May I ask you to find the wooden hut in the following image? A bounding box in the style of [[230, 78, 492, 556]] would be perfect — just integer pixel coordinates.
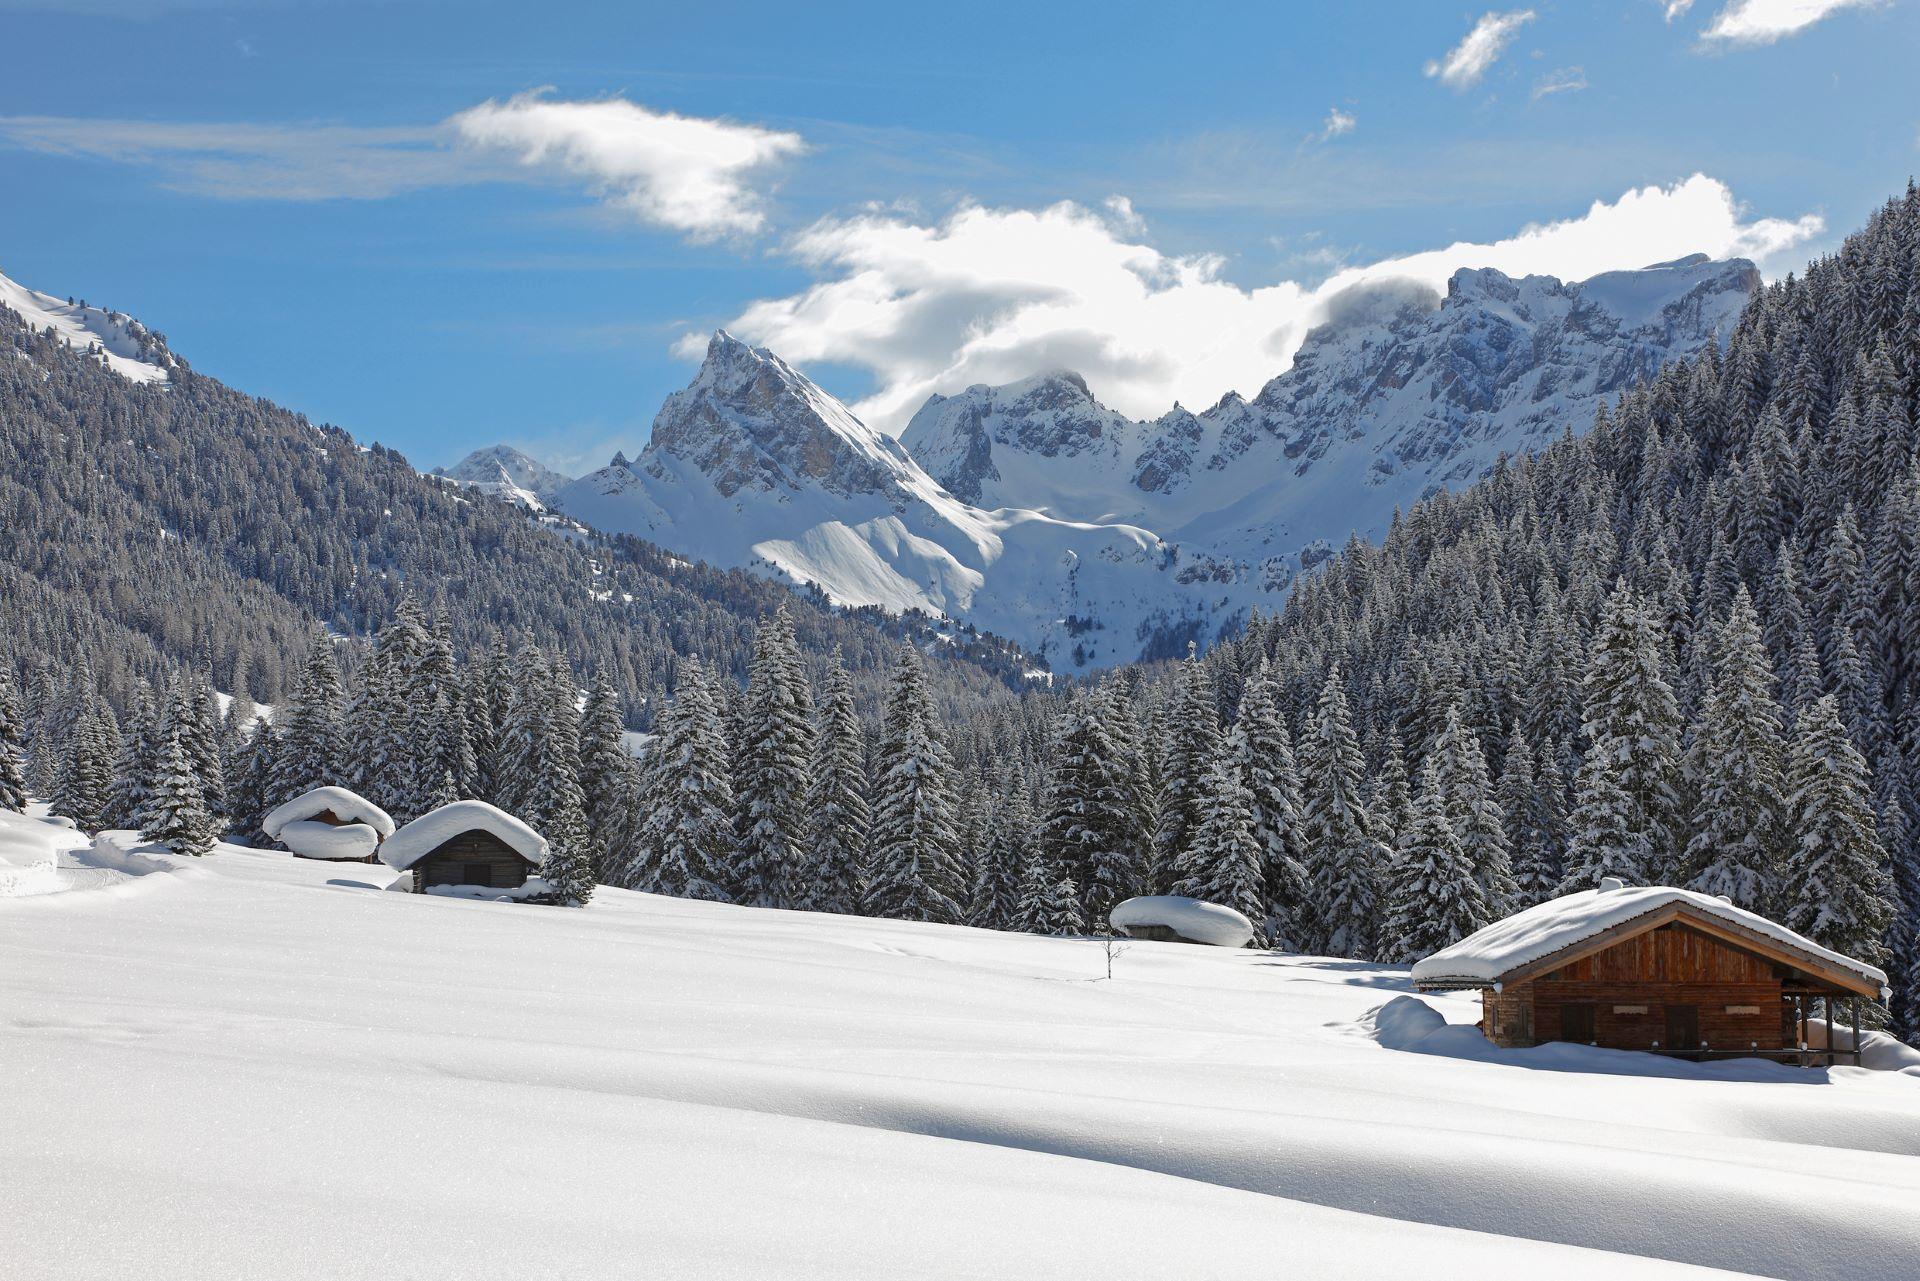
[[261, 786, 395, 863], [379, 800, 549, 895], [1411, 879, 1889, 1066]]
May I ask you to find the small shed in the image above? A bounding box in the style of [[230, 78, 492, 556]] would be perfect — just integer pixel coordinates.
[[1110, 896, 1255, 948], [262, 787, 396, 863], [1411, 879, 1890, 1066], [379, 800, 549, 895]]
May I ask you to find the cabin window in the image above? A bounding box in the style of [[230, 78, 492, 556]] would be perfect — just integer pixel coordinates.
[[462, 861, 492, 887], [1613, 1005, 1648, 1015], [1559, 1003, 1596, 1043]]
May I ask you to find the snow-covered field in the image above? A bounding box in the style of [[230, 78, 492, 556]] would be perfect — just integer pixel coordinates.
[[4, 808, 1919, 1280]]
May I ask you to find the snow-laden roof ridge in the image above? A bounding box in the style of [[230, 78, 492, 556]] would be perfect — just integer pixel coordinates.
[[263, 786, 396, 840], [1412, 883, 1889, 995], [379, 800, 549, 871]]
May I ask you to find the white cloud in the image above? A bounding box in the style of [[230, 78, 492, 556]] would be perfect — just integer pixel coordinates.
[[1425, 10, 1535, 89], [1663, 0, 1697, 20], [449, 92, 805, 241], [1314, 107, 1357, 142], [1531, 67, 1590, 101], [697, 175, 1822, 434], [1700, 0, 1878, 43]]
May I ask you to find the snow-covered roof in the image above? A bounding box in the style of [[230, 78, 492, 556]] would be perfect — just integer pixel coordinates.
[[1412, 882, 1889, 997], [262, 787, 396, 840], [1110, 895, 1254, 948], [379, 801, 549, 872]]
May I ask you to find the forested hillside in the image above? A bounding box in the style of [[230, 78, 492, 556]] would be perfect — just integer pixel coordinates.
[[0, 303, 1034, 721]]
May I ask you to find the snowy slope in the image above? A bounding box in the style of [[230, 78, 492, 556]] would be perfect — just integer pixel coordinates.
[[558, 332, 1210, 669], [4, 840, 1918, 1280], [430, 444, 572, 510], [0, 268, 175, 385]]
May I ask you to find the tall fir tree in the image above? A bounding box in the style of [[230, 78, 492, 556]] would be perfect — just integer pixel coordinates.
[[798, 653, 868, 915], [139, 704, 219, 857], [1238, 661, 1310, 948], [866, 648, 964, 924], [273, 630, 343, 802], [734, 606, 815, 909], [1433, 705, 1518, 916], [0, 667, 29, 813], [969, 772, 1029, 930], [1686, 588, 1790, 911], [1153, 653, 1221, 892], [1175, 725, 1267, 944], [1781, 695, 1897, 971], [1297, 668, 1388, 958], [1579, 582, 1687, 881], [1382, 758, 1489, 963], [620, 658, 732, 900]]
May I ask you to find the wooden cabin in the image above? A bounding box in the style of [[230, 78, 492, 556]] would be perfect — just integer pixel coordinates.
[[1412, 879, 1889, 1066], [379, 800, 550, 896], [261, 786, 396, 863]]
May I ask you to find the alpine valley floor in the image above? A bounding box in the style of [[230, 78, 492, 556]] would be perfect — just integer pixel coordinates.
[[4, 810, 1919, 1280]]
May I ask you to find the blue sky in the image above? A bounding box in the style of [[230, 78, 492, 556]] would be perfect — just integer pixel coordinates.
[[1, 0, 1914, 472]]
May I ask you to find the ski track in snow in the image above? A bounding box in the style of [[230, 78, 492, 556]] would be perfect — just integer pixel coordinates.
[[3, 818, 1918, 1279]]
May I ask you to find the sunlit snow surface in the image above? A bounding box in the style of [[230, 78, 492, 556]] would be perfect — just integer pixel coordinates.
[[0, 270, 173, 385], [3, 810, 1918, 1280]]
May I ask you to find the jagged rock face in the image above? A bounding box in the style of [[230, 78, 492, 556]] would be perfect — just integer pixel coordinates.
[[646, 331, 907, 500], [904, 371, 1136, 505]]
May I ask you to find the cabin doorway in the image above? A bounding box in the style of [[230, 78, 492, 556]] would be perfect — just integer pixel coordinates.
[[1665, 1004, 1699, 1058], [463, 862, 493, 887], [1559, 1003, 1595, 1044]]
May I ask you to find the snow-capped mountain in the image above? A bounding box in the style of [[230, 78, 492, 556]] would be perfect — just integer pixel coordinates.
[[557, 332, 1208, 669], [902, 255, 1758, 579], [0, 268, 175, 385], [534, 256, 1755, 671], [431, 445, 572, 510]]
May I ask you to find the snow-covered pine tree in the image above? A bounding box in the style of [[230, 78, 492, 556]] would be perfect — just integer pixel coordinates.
[[866, 647, 964, 924], [621, 658, 732, 900], [1578, 582, 1687, 881], [798, 652, 868, 915], [578, 671, 638, 883], [224, 717, 277, 844], [102, 680, 159, 830], [1175, 726, 1266, 944], [1297, 668, 1388, 958], [1041, 691, 1136, 927], [735, 605, 815, 910], [1498, 732, 1561, 905], [185, 674, 227, 819], [1686, 588, 1790, 912], [50, 691, 115, 833], [1562, 736, 1654, 892], [1382, 757, 1489, 963], [1239, 661, 1309, 948], [140, 699, 219, 856], [0, 667, 29, 813], [272, 631, 343, 803], [1014, 844, 1082, 936], [1153, 652, 1221, 892], [1781, 695, 1897, 971], [1434, 705, 1517, 917], [527, 652, 594, 907], [969, 772, 1028, 930]]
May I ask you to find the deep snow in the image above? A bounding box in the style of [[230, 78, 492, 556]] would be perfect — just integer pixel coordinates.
[[3, 812, 1918, 1280]]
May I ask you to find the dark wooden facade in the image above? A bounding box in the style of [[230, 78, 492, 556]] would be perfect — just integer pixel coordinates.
[[410, 828, 534, 893], [1440, 903, 1879, 1066]]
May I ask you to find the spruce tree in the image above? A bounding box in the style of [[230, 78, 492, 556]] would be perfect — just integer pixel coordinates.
[[969, 774, 1028, 930], [1579, 582, 1687, 881], [1382, 758, 1489, 963], [1175, 727, 1266, 943], [140, 716, 219, 856], [0, 668, 29, 813], [1498, 733, 1561, 904], [1153, 653, 1221, 891], [1297, 668, 1388, 958], [102, 680, 159, 830], [1561, 752, 1651, 891], [1434, 705, 1517, 916], [1042, 692, 1136, 927], [735, 606, 815, 909], [1238, 660, 1309, 947], [621, 658, 732, 900], [1782, 695, 1896, 967], [273, 631, 343, 802], [1686, 589, 1790, 911], [867, 648, 964, 923], [798, 653, 868, 915]]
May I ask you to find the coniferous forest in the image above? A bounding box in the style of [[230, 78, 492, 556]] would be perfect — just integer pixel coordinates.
[[6, 183, 1920, 1048]]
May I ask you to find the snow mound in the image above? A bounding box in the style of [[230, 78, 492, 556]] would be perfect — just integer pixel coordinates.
[[1362, 995, 1452, 1050], [0, 269, 174, 385], [1805, 1019, 1920, 1073], [276, 820, 381, 861], [263, 787, 396, 840], [379, 800, 548, 871], [1412, 883, 1889, 996], [1110, 895, 1254, 947]]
